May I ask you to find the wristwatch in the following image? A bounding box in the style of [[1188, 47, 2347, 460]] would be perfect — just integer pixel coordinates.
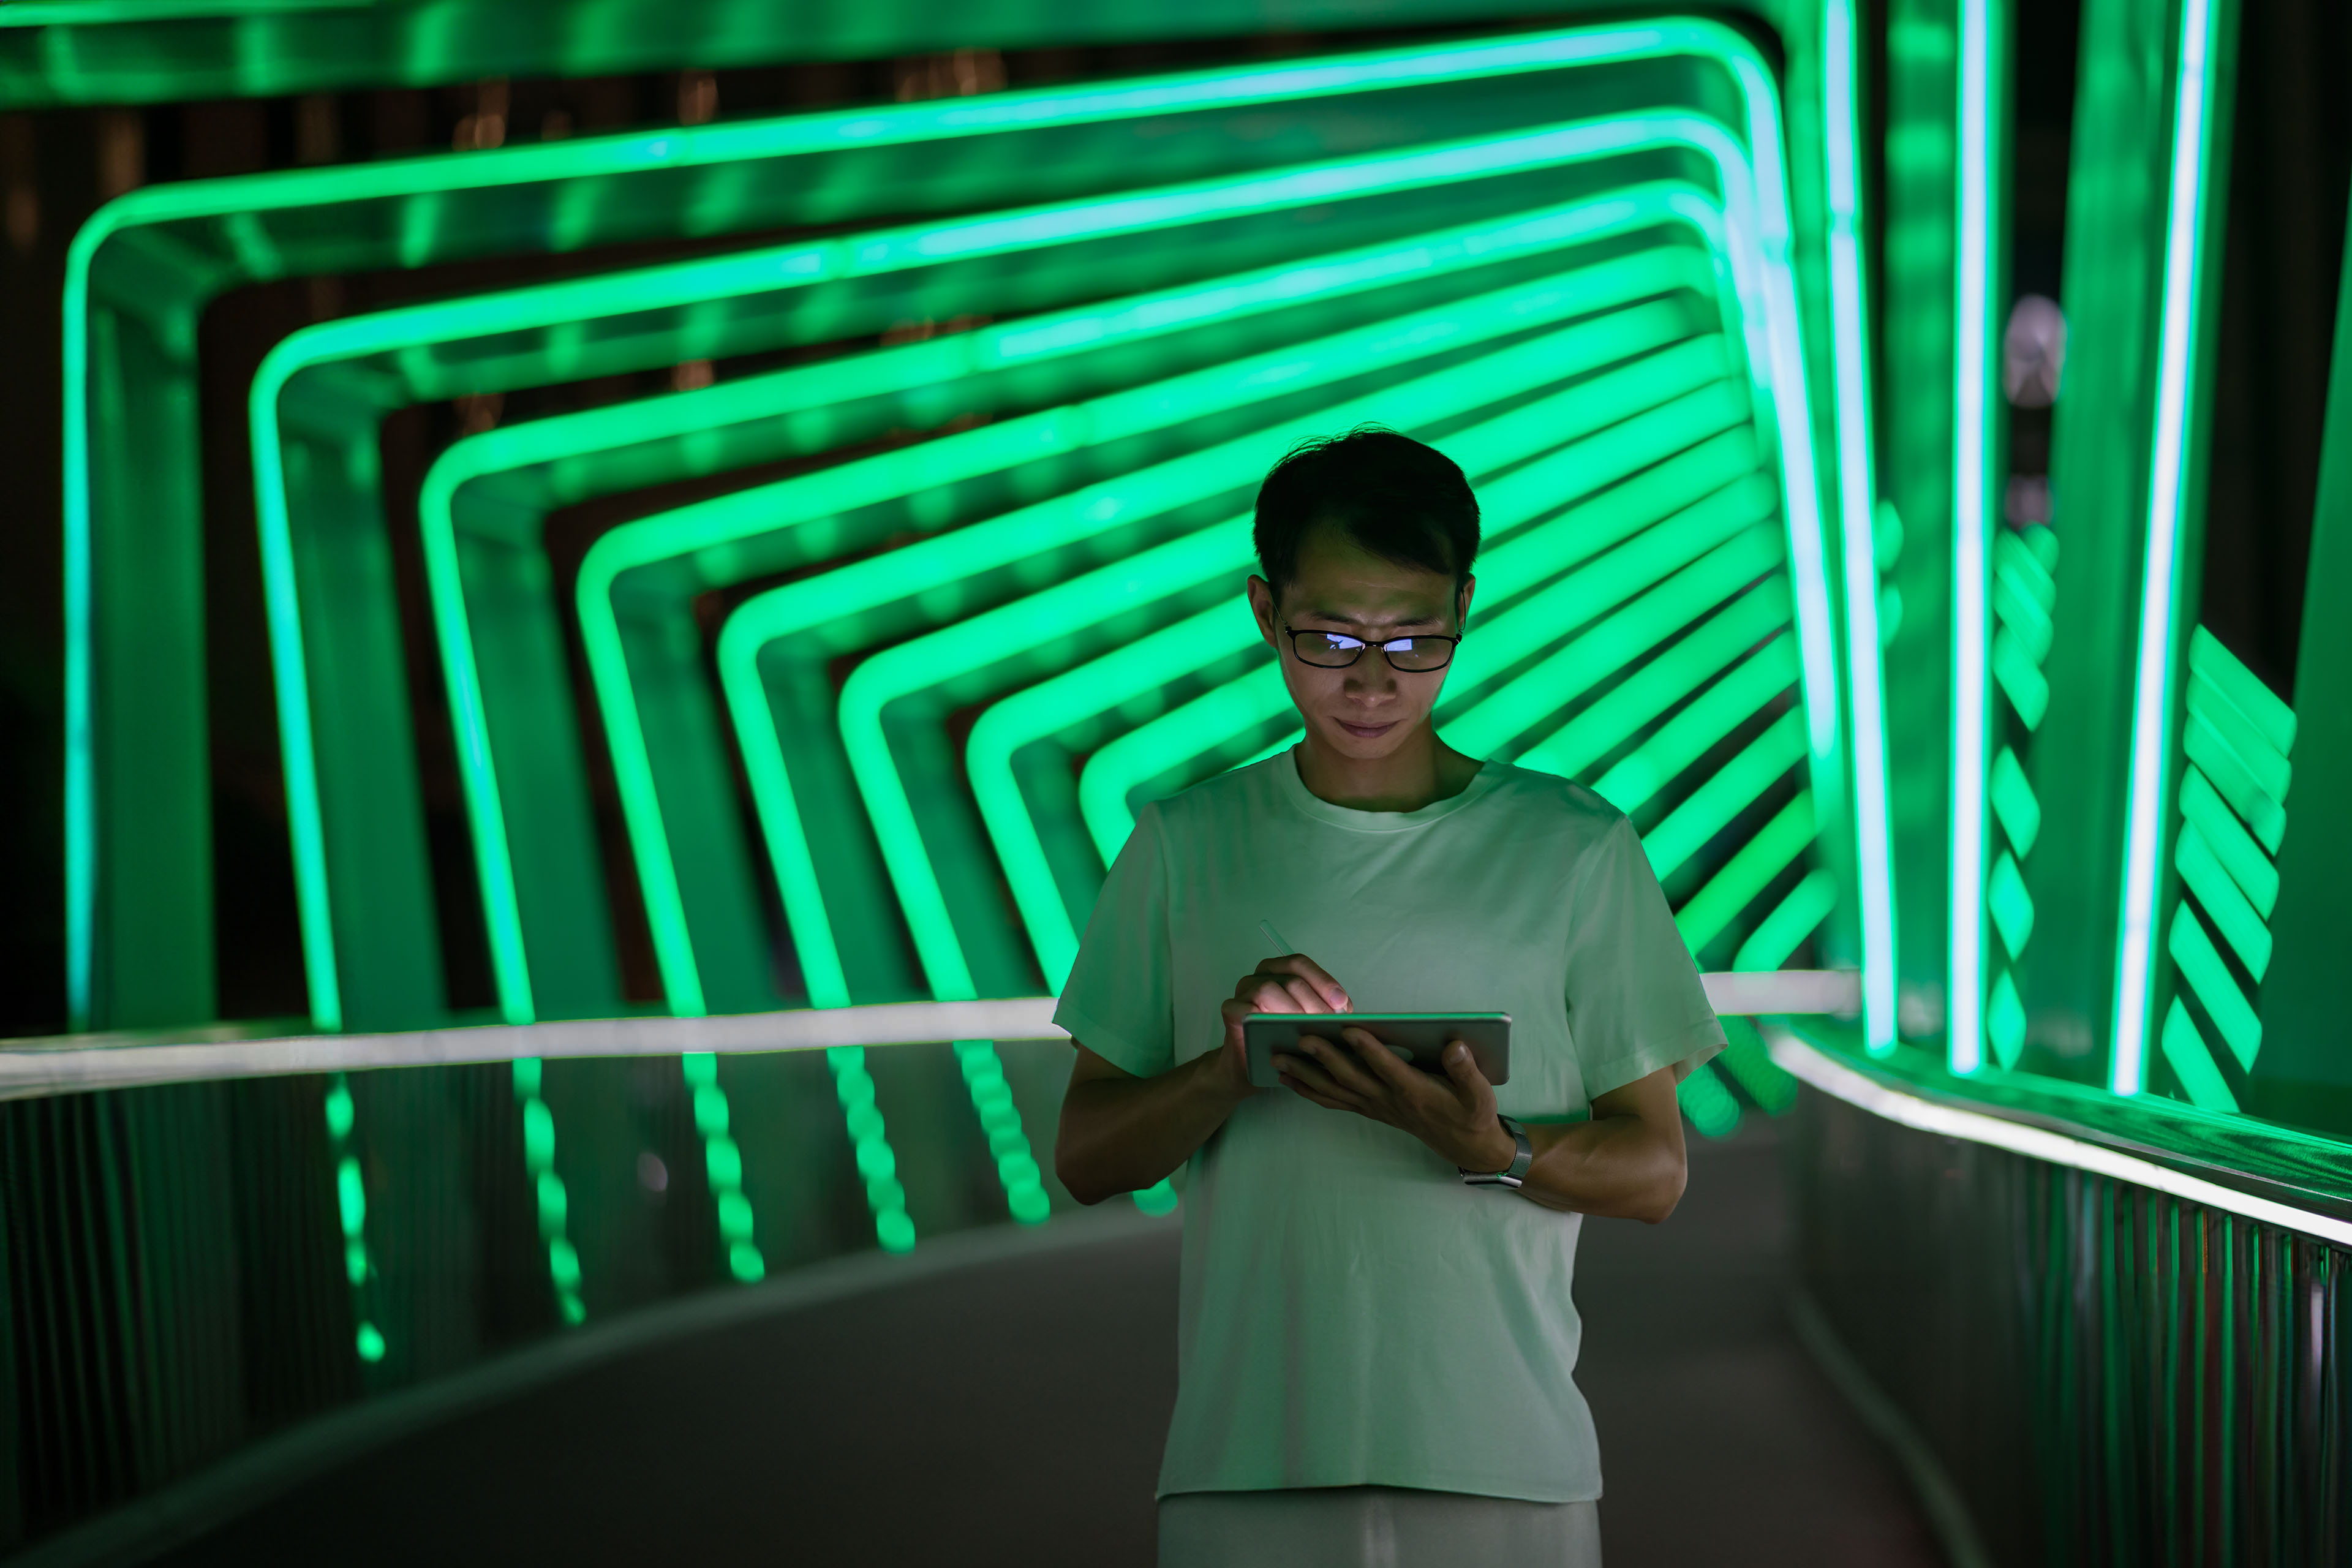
[[1459, 1115, 1533, 1189]]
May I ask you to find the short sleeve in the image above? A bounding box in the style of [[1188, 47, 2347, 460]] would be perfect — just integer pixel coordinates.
[[1052, 803, 1177, 1077], [1564, 815, 1727, 1099]]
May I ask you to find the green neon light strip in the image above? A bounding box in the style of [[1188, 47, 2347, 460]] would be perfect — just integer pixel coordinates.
[[322, 1073, 385, 1363], [1678, 1063, 1744, 1137], [1586, 633, 1801, 809], [1988, 747, 2041, 856], [426, 186, 1712, 1025], [1734, 867, 1839, 971], [2187, 625, 2296, 752], [1064, 160, 1844, 880], [252, 111, 1735, 1026], [2174, 821, 2269, 978], [1949, 0, 2004, 1075], [2183, 707, 2287, 852], [1070, 454, 1770, 863], [2112, 0, 2225, 1096], [827, 1046, 918, 1254], [63, 15, 1778, 1022], [2166, 904, 2259, 1072], [2177, 768, 2276, 914], [1452, 519, 1786, 763], [2159, 998, 2239, 1112], [1821, 0, 1898, 1052], [582, 232, 1716, 1016], [1639, 708, 1810, 881], [510, 1057, 585, 1324], [1773, 1030, 2352, 1247], [1515, 584, 1792, 783], [1675, 791, 1816, 954], [939, 341, 1742, 989], [680, 1051, 766, 1283], [712, 281, 1709, 1011]]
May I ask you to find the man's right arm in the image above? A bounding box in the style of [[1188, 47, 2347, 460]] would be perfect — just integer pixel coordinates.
[[1054, 954, 1350, 1205]]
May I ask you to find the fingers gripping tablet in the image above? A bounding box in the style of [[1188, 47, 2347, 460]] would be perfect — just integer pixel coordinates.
[[1243, 1014, 1511, 1089]]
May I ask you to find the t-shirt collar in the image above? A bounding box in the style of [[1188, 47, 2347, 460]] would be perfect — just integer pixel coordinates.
[[1273, 744, 1507, 833]]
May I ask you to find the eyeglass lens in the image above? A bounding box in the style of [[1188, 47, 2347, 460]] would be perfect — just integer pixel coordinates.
[[1290, 630, 1453, 671]]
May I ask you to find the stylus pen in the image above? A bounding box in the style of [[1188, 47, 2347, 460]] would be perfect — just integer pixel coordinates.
[[1257, 919, 1292, 955]]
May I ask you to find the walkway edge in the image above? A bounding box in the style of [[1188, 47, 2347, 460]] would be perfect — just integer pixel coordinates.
[[7, 1205, 1178, 1568], [1785, 1287, 1993, 1568]]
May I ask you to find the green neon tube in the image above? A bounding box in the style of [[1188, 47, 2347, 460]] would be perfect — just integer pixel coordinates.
[[423, 184, 1719, 1022], [844, 519, 1254, 997], [1589, 633, 1802, 813], [1823, 0, 1899, 1053], [891, 333, 1742, 995], [1949, 0, 2006, 1075], [1517, 583, 1791, 782], [1733, 867, 1840, 971], [1077, 464, 1776, 864], [719, 298, 1702, 1009], [695, 281, 1707, 1011], [1988, 746, 2041, 856], [573, 246, 1714, 1013], [971, 364, 1755, 985], [249, 109, 1738, 1024], [2112, 0, 2232, 1095], [2176, 768, 2275, 916], [1442, 491, 1782, 758], [1638, 707, 1811, 882], [2173, 823, 2269, 979], [2159, 999, 2239, 1112], [64, 15, 1782, 1023], [1065, 124, 1845, 883], [1675, 790, 1816, 954], [2165, 903, 2259, 1072]]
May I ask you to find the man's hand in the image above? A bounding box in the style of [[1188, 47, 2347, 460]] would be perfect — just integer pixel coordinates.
[[1213, 952, 1351, 1096], [1055, 952, 1351, 1205], [1274, 1027, 1515, 1175]]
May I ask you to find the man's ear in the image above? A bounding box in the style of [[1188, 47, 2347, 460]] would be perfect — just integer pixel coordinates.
[[1457, 575, 1477, 633], [1247, 575, 1280, 645]]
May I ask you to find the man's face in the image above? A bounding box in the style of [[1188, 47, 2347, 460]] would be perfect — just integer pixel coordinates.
[[1247, 524, 1474, 764]]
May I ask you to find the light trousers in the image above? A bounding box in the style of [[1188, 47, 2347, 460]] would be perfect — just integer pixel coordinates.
[[1158, 1485, 1602, 1568]]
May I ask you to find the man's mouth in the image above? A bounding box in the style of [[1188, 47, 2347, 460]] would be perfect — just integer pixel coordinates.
[[1335, 717, 1398, 739]]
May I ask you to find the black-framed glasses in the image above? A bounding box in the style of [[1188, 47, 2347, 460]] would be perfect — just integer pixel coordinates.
[[1283, 624, 1461, 673]]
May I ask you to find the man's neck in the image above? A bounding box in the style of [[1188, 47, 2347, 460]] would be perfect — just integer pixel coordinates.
[[1293, 723, 1482, 813]]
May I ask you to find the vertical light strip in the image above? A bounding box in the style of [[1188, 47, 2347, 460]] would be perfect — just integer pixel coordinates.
[[511, 1057, 586, 1323], [322, 1073, 386, 1363], [1823, 0, 1899, 1054], [1948, 0, 2002, 1074], [2113, 0, 2223, 1096]]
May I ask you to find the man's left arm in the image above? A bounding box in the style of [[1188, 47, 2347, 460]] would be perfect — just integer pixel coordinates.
[[1273, 1033, 1686, 1223]]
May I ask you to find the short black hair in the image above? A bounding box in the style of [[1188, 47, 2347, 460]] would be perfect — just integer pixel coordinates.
[[1252, 424, 1479, 602]]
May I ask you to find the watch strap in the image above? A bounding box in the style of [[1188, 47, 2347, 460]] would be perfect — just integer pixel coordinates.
[[1460, 1115, 1533, 1188]]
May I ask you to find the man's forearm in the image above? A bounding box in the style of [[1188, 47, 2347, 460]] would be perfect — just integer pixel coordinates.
[[1513, 1114, 1686, 1223], [1055, 1051, 1246, 1205]]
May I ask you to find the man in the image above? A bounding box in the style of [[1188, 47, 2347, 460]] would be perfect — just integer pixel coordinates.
[[1053, 424, 1725, 1566]]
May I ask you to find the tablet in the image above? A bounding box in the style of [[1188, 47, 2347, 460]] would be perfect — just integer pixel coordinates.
[[1243, 1012, 1511, 1090]]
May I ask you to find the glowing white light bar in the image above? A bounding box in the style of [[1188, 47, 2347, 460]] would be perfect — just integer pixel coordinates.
[[2112, 0, 2222, 1097], [1768, 1029, 2352, 1248], [0, 973, 1858, 1099], [1948, 0, 1999, 1076]]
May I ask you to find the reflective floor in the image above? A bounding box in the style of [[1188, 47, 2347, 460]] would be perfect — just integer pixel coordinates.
[[153, 1121, 1938, 1567]]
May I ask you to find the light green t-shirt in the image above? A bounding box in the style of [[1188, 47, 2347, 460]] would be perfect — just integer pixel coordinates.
[[1053, 749, 1725, 1504]]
